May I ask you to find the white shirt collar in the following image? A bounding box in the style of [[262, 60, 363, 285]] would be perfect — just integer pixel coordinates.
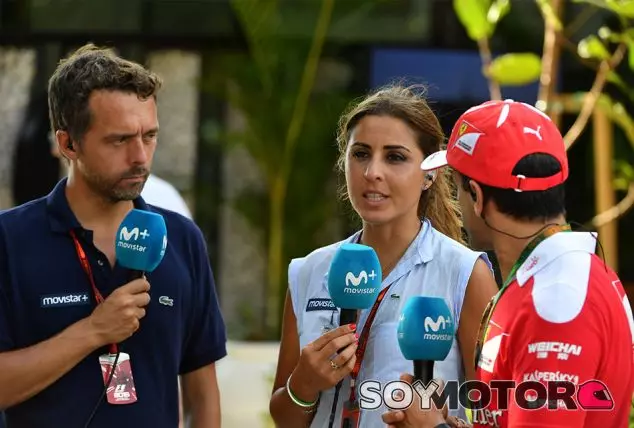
[[516, 231, 598, 287]]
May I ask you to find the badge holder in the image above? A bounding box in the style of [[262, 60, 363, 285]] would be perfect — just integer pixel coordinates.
[[99, 352, 138, 405]]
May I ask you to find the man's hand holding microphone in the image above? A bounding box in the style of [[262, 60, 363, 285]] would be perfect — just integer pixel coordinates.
[[85, 209, 167, 348], [86, 278, 151, 346]]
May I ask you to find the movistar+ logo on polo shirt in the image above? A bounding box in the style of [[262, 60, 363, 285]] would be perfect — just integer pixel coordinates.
[[306, 298, 335, 312], [41, 292, 90, 308]]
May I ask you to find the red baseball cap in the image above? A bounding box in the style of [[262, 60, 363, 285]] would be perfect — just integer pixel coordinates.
[[421, 99, 569, 192]]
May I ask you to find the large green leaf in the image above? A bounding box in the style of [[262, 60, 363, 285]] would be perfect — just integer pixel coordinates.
[[578, 35, 611, 60], [628, 38, 634, 70], [487, 53, 542, 85], [454, 0, 492, 41]]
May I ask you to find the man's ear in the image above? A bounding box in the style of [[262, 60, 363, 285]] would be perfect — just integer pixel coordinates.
[[56, 130, 76, 160], [470, 180, 485, 218]]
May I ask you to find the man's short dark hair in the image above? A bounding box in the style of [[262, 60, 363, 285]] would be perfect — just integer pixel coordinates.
[[48, 43, 162, 142], [460, 153, 566, 221]]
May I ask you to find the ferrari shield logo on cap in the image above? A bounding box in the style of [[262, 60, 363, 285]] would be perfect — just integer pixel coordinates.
[[458, 122, 468, 136]]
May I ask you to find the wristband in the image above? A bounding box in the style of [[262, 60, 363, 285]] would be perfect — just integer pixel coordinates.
[[286, 373, 318, 408]]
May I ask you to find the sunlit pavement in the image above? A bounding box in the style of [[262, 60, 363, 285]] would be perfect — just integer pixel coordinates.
[[216, 341, 280, 428]]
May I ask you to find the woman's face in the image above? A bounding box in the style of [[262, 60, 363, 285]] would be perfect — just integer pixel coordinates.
[[345, 115, 426, 226]]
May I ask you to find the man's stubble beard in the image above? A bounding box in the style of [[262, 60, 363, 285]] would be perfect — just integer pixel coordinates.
[[79, 163, 148, 203]]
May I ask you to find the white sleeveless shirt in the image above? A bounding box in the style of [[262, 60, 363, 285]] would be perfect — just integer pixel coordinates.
[[288, 220, 491, 427]]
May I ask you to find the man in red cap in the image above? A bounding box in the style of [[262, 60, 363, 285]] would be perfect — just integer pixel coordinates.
[[382, 99, 634, 428]]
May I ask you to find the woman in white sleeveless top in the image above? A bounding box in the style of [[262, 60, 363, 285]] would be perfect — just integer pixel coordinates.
[[269, 85, 498, 428]]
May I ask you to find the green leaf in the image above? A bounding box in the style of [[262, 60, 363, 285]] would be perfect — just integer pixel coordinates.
[[487, 53, 542, 85], [572, 0, 609, 9], [607, 71, 625, 86], [595, 95, 634, 148], [454, 0, 493, 41], [487, 0, 510, 26], [616, 160, 634, 181], [572, 0, 634, 18], [598, 26, 612, 40], [607, 0, 634, 17], [606, 71, 634, 103], [629, 39, 634, 70], [535, 0, 563, 31], [578, 35, 611, 60], [608, 71, 630, 92], [614, 177, 631, 191], [614, 160, 634, 191], [612, 102, 634, 147]]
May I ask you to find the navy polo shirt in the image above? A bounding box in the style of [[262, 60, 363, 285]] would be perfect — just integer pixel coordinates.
[[0, 178, 227, 427]]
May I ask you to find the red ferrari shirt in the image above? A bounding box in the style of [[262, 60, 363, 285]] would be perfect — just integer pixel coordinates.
[[474, 231, 634, 427]]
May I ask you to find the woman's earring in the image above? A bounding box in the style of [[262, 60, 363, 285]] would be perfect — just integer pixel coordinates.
[[422, 172, 435, 191]]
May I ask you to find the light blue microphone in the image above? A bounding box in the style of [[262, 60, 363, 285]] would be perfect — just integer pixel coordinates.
[[398, 296, 454, 384], [327, 243, 382, 326], [115, 209, 168, 279]]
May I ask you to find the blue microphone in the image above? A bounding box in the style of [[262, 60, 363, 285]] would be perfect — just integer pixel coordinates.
[[327, 243, 382, 326], [398, 296, 454, 384], [115, 209, 168, 279]]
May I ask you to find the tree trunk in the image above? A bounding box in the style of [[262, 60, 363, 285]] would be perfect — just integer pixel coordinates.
[[265, 176, 286, 337]]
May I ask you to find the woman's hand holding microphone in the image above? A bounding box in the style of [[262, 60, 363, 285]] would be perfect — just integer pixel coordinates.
[[287, 323, 359, 406]]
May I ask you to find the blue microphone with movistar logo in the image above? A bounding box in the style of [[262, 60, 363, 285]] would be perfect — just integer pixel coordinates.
[[327, 243, 382, 326], [115, 209, 168, 279], [398, 296, 454, 384]]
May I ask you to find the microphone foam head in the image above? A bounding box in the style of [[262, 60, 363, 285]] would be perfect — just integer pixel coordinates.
[[398, 296, 454, 361], [327, 243, 382, 310], [115, 209, 168, 272]]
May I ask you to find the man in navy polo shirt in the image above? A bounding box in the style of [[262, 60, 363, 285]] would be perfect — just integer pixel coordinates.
[[0, 44, 226, 427]]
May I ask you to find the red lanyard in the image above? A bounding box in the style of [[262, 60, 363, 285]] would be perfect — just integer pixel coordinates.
[[69, 230, 118, 354], [348, 284, 392, 403]]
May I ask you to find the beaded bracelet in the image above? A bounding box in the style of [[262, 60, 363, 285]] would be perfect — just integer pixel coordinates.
[[286, 374, 318, 409]]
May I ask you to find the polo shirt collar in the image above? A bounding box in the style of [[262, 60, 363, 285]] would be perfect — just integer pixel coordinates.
[[343, 219, 434, 264], [515, 231, 598, 286], [322, 219, 435, 291], [46, 177, 150, 234]]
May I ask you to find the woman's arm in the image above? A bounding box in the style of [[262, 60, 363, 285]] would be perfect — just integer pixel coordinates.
[[269, 291, 358, 428], [269, 291, 319, 427], [457, 257, 499, 381]]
